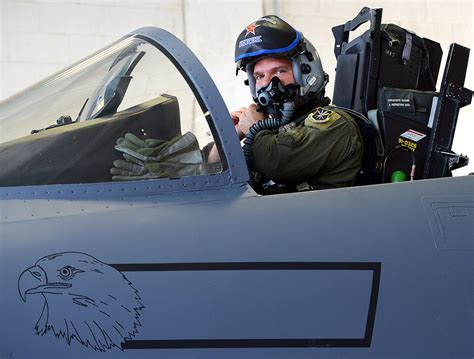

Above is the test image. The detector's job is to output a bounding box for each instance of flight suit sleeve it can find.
[249,111,362,185]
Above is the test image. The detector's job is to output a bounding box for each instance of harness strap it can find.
[402,31,413,65]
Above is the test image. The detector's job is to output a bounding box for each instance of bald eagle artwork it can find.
[18,252,144,351]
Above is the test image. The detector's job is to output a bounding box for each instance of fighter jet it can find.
[0,8,472,359]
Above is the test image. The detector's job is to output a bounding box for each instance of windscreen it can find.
[0,35,222,186]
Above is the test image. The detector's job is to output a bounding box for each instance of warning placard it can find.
[400,129,427,142]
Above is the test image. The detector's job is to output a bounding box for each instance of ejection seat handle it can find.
[332,7,383,58]
[345,7,383,34]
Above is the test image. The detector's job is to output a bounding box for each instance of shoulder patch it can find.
[304,107,341,130]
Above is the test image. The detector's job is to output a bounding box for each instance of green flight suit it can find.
[249,106,363,190]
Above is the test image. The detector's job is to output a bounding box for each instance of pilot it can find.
[209,15,363,192]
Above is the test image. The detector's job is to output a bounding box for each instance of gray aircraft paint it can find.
[0,27,473,359]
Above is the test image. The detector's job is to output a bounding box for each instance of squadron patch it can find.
[309,108,332,123]
[305,108,341,130]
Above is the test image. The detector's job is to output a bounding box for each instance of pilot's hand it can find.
[230,107,246,125]
[206,108,248,164]
[230,107,246,140]
[237,104,266,135]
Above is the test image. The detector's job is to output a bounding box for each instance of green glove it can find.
[114,133,168,161]
[115,132,201,162]
[110,132,207,181]
[110,153,149,179]
[110,153,207,181]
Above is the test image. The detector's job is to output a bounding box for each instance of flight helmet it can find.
[235,15,328,101]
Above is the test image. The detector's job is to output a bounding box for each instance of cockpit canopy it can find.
[0,34,225,186]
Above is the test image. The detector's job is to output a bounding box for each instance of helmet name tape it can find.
[239,36,263,49]
[235,32,300,62]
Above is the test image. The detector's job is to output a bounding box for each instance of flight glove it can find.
[110,132,205,181]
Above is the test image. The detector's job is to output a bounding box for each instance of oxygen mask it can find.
[255,77,298,119]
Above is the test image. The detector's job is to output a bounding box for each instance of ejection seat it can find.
[331,7,472,184]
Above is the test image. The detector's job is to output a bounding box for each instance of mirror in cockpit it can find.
[77,47,145,121]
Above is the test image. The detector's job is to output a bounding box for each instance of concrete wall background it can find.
[1,0,473,174]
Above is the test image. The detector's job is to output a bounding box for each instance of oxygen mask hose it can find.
[242,78,296,188]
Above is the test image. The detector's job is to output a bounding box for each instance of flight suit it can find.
[249,106,363,190]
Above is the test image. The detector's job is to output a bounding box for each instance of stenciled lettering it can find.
[239,36,263,48]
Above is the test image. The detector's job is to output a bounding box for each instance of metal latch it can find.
[446,83,473,107]
[436,147,469,171]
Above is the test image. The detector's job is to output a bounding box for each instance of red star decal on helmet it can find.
[245,22,260,37]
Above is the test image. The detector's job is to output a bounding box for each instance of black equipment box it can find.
[332,7,442,114]
[377,88,437,181]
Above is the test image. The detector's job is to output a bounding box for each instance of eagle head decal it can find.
[18,252,144,351]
